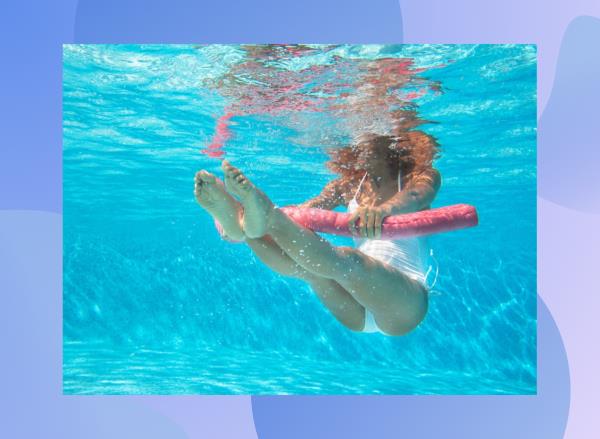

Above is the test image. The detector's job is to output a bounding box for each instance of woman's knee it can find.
[379,288,428,336]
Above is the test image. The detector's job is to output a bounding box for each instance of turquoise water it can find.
[63,44,537,394]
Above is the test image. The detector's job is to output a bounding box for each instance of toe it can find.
[198,170,216,183]
[221,160,233,173]
[194,185,204,200]
[223,162,240,177]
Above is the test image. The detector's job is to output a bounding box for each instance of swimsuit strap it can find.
[397,168,402,191]
[351,172,369,204]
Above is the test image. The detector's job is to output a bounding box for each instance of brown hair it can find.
[326,130,440,186]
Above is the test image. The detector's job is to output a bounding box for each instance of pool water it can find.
[63,44,537,394]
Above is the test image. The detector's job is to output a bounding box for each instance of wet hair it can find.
[326,130,440,186]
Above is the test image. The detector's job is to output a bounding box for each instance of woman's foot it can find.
[194,170,244,241]
[222,160,273,239]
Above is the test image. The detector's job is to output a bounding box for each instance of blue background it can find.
[2,0,599,437]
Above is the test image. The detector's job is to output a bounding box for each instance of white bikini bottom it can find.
[356,238,437,335]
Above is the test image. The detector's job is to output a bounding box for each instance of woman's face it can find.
[356,141,392,174]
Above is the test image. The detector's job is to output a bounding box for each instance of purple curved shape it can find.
[252,298,569,438]
[539,16,600,212]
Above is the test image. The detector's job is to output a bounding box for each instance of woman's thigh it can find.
[246,235,306,278]
[247,236,367,331]
[334,246,428,335]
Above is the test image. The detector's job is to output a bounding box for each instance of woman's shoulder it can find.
[409,167,441,187]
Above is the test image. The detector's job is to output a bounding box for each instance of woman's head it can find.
[354,133,401,175]
[326,131,439,182]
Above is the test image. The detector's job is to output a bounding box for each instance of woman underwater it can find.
[194,129,441,336]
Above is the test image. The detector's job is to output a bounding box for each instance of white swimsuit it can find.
[348,171,432,335]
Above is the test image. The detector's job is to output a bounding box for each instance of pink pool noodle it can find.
[281,204,478,238]
[214,204,478,241]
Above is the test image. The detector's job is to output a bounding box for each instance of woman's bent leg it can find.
[265,208,428,335]
[222,161,427,335]
[247,235,366,331]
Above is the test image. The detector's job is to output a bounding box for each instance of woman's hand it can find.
[348,205,393,239]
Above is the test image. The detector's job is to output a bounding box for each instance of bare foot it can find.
[194,170,244,241]
[221,160,273,239]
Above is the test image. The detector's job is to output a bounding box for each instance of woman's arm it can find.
[381,168,441,214]
[297,179,344,210]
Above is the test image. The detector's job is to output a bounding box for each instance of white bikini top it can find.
[347,170,402,213]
